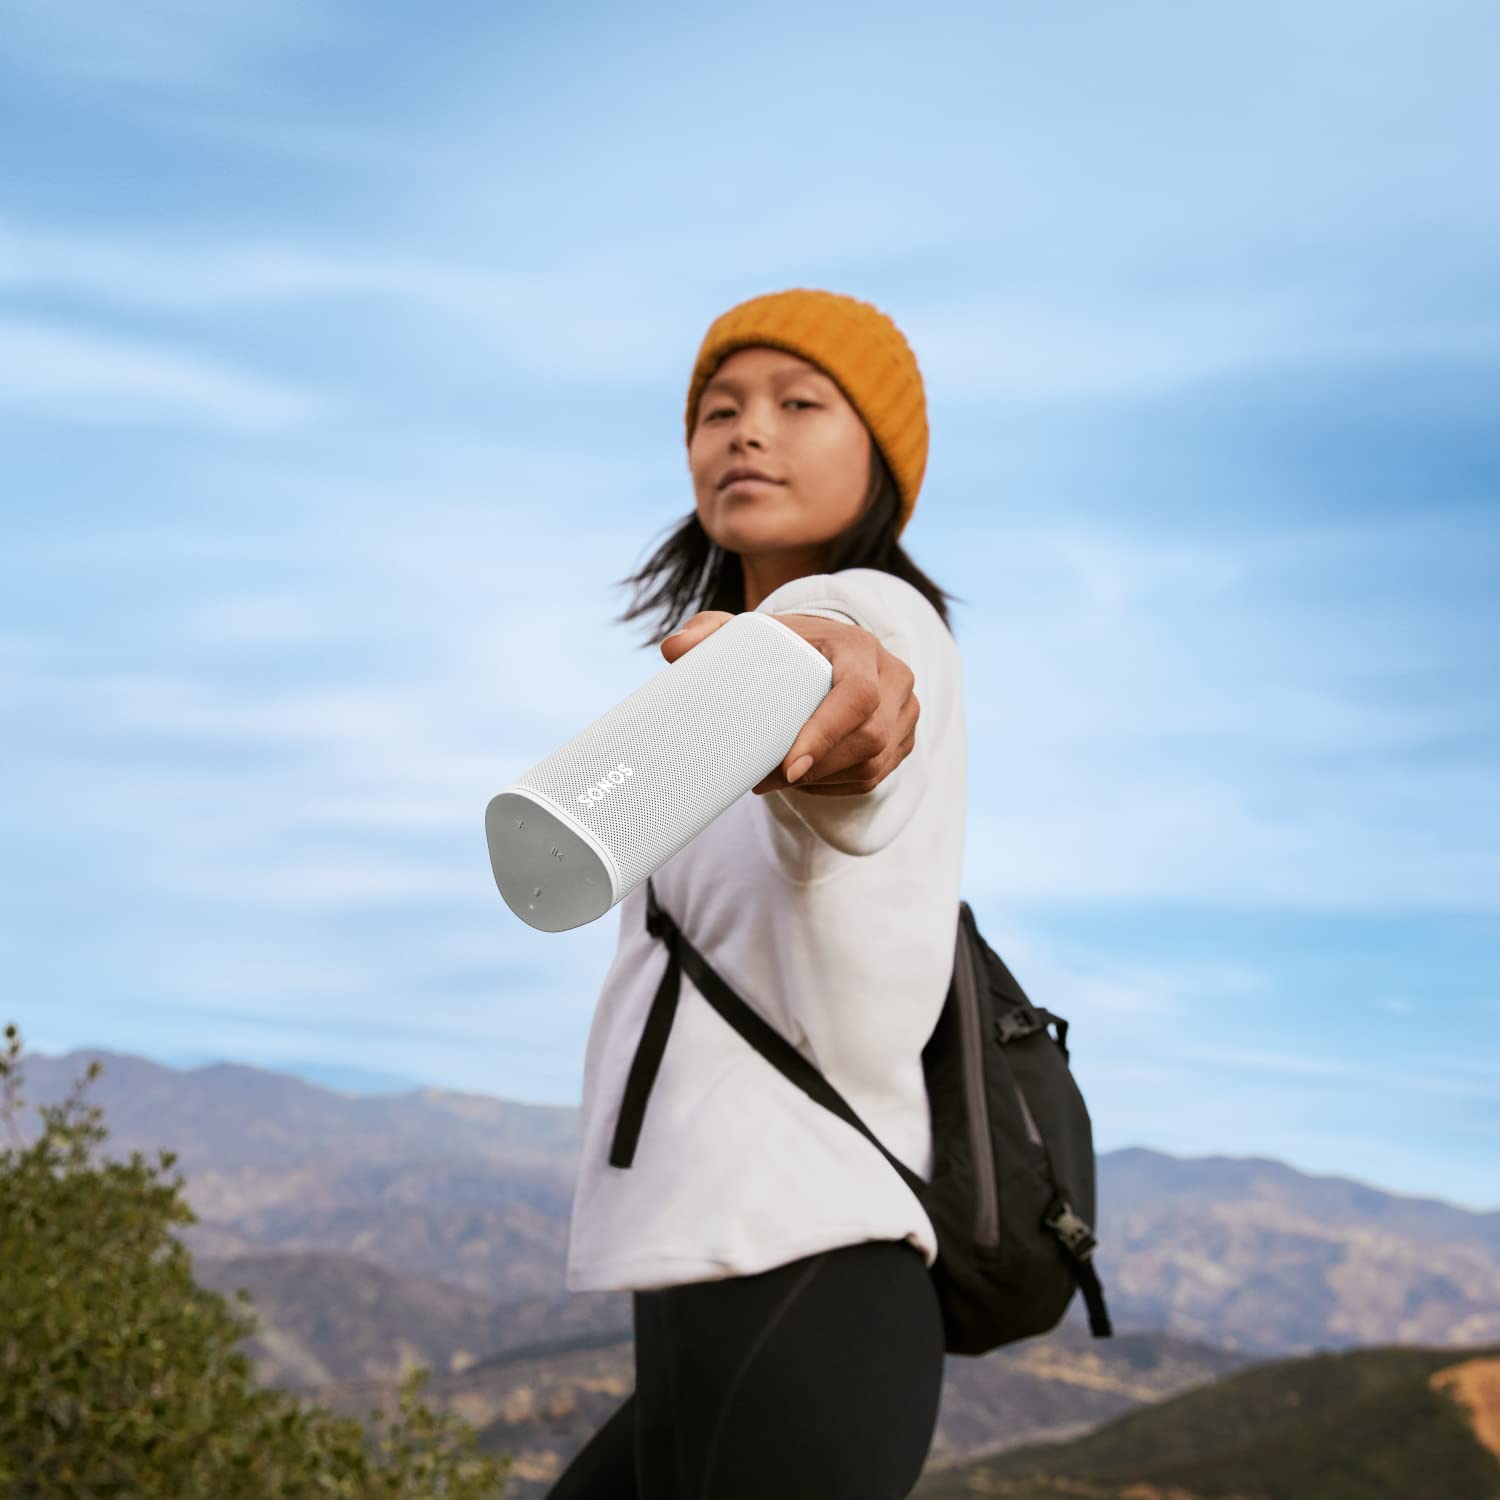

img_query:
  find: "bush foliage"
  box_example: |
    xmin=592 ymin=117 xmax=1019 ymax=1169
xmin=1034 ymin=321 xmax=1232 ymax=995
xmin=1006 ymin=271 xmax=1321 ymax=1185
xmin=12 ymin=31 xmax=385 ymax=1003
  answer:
xmin=0 ymin=1022 xmax=511 ymax=1500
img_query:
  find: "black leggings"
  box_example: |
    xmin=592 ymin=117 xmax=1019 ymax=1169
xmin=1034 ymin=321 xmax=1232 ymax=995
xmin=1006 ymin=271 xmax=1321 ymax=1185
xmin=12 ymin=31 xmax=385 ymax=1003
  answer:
xmin=544 ymin=1237 xmax=945 ymax=1500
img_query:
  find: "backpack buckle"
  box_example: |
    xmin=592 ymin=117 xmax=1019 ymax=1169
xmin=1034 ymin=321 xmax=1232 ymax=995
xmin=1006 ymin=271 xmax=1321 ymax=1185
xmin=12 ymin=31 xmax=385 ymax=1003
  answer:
xmin=994 ymin=1005 xmax=1045 ymax=1044
xmin=1044 ymin=1198 xmax=1098 ymax=1261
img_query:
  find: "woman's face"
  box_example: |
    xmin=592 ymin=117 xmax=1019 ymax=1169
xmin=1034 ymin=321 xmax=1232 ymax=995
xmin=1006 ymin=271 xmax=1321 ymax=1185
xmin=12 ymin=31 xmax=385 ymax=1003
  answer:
xmin=687 ymin=345 xmax=874 ymax=611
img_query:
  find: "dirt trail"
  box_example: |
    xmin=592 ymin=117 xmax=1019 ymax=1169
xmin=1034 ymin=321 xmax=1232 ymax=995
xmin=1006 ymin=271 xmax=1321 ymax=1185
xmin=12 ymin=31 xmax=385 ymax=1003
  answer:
xmin=1431 ymin=1356 xmax=1500 ymax=1463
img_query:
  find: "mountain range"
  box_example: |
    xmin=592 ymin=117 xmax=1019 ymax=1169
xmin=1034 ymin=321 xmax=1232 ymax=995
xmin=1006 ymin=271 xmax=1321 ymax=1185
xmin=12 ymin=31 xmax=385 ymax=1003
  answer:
xmin=14 ymin=1046 xmax=1499 ymax=1496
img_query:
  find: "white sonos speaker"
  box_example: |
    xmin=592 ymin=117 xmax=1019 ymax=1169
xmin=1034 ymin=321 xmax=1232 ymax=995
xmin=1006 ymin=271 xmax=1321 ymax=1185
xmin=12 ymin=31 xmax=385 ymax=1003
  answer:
xmin=485 ymin=612 xmax=833 ymax=933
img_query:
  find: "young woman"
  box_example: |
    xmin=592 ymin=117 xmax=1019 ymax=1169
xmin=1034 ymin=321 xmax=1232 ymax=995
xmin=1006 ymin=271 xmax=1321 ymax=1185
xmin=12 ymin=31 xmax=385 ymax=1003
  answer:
xmin=546 ymin=287 xmax=969 ymax=1499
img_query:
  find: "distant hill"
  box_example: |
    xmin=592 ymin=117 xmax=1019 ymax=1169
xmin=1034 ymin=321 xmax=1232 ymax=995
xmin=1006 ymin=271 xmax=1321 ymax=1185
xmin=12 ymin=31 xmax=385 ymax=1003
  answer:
xmin=191 ymin=1250 xmax=630 ymax=1387
xmin=15 ymin=1045 xmax=1500 ymax=1495
xmin=21 ymin=1046 xmax=1499 ymax=1358
xmin=20 ymin=1045 xmax=582 ymax=1302
xmin=911 ymin=1342 xmax=1500 ymax=1500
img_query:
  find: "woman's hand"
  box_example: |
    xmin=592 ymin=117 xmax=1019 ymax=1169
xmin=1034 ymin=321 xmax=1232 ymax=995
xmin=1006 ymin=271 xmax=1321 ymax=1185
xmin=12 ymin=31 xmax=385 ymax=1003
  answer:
xmin=660 ymin=611 xmax=920 ymax=797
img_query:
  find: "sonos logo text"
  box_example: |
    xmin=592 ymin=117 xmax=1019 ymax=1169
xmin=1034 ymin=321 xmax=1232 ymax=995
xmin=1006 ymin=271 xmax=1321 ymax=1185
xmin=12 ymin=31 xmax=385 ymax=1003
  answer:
xmin=578 ymin=763 xmax=633 ymax=809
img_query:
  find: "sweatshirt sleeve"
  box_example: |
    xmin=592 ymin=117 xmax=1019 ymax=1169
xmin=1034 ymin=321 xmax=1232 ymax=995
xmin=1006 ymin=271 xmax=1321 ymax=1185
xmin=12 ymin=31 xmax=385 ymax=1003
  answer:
xmin=752 ymin=567 xmax=955 ymax=859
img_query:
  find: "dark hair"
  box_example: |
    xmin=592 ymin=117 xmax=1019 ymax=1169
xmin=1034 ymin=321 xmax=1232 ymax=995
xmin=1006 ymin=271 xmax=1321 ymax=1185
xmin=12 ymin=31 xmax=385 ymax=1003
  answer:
xmin=611 ymin=435 xmax=966 ymax=650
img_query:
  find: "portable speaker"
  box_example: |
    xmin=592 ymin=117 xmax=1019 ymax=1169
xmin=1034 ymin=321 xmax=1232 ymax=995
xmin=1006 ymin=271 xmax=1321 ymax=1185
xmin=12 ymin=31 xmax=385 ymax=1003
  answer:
xmin=485 ymin=612 xmax=833 ymax=932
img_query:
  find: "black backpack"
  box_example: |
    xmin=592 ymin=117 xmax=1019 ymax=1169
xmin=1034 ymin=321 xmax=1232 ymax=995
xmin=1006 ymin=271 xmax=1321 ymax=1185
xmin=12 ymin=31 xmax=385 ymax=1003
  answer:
xmin=607 ymin=875 xmax=1113 ymax=1357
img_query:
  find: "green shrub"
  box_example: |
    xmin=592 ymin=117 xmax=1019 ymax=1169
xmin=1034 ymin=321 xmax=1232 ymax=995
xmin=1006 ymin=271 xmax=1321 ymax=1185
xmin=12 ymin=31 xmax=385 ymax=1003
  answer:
xmin=0 ymin=1023 xmax=511 ymax=1500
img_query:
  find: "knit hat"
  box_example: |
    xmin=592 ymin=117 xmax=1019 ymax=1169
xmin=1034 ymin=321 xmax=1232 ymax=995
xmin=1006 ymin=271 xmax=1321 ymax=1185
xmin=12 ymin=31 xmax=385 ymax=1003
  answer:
xmin=684 ymin=288 xmax=928 ymax=541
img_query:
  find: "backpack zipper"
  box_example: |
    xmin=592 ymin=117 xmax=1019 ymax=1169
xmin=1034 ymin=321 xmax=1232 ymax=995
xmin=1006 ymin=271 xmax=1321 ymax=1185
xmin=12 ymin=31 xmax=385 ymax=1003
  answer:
xmin=955 ymin=925 xmax=1000 ymax=1248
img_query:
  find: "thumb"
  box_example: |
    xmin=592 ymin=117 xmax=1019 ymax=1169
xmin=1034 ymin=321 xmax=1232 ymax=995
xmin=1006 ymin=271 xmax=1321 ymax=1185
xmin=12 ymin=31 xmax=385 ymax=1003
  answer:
xmin=660 ymin=610 xmax=734 ymax=662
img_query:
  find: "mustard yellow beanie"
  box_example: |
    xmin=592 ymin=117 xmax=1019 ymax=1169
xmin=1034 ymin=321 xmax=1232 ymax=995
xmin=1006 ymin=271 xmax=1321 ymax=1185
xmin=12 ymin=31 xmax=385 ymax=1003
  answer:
xmin=684 ymin=288 xmax=928 ymax=541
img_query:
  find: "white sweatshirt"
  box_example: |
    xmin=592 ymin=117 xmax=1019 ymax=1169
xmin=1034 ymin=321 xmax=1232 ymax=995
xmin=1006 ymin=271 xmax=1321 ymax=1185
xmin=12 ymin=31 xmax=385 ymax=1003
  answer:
xmin=564 ymin=567 xmax=968 ymax=1293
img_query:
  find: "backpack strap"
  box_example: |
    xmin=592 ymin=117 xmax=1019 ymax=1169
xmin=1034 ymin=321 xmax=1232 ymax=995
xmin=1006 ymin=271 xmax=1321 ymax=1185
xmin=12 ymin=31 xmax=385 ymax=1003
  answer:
xmin=608 ymin=877 xmax=929 ymax=1206
xmin=605 ymin=883 xmax=684 ymax=1169
xmin=1041 ymin=1191 xmax=1113 ymax=1336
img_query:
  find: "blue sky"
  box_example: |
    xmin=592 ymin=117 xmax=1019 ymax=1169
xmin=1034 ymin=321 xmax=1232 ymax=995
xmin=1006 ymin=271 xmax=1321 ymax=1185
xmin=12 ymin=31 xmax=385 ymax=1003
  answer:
xmin=2 ymin=1 xmax=1496 ymax=1213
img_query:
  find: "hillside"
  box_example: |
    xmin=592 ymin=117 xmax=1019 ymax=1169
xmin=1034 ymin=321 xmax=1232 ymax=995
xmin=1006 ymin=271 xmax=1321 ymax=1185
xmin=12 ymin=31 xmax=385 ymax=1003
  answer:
xmin=911 ymin=1343 xmax=1500 ymax=1500
xmin=16 ymin=1045 xmax=1500 ymax=1493
xmin=22 ymin=1047 xmax=1500 ymax=1358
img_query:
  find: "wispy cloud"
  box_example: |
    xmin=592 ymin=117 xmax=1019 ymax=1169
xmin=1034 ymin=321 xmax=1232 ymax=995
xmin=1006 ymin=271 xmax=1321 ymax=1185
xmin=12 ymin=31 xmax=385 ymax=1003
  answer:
xmin=0 ymin=0 xmax=338 ymax=88
xmin=0 ymin=222 xmax=520 ymax=311
xmin=173 ymin=593 xmax=370 ymax=648
xmin=0 ymin=316 xmax=319 ymax=426
xmin=6 ymin=491 xmax=1490 ymax=933
xmin=910 ymin=288 xmax=1500 ymax=402
xmin=142 ymin=853 xmax=477 ymax=909
xmin=8 ymin=215 xmax=1495 ymax=404
xmin=0 ymin=221 xmax=692 ymax=382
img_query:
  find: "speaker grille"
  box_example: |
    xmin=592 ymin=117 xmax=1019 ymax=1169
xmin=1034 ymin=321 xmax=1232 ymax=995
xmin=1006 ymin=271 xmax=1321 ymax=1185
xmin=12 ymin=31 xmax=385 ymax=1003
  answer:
xmin=511 ymin=614 xmax=832 ymax=904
